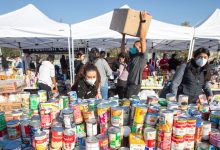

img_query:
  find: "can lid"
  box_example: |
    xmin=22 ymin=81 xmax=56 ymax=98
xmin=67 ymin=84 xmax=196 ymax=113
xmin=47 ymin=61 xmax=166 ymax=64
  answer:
xmin=96 ymin=134 xmax=108 ymax=139
xmin=64 ymin=129 xmax=75 ymax=136
xmin=4 ymin=140 xmax=21 ymax=149
xmin=86 ymin=118 xmax=96 ymax=124
xmin=29 ymin=120 xmax=40 ymax=127
xmin=144 ymin=127 xmax=156 ymax=133
xmin=7 ymin=119 xmax=20 ymax=125
xmin=52 ymin=126 xmax=64 ymax=132
xmin=30 ymin=94 xmax=39 ymax=97
xmin=123 ymin=126 xmax=131 ymax=137
xmin=34 ymin=131 xmax=46 ymax=138
xmin=108 ymin=126 xmax=120 ymax=133
xmin=86 ymin=136 xmax=98 ymax=143
xmin=62 ymin=108 xmax=73 ymax=114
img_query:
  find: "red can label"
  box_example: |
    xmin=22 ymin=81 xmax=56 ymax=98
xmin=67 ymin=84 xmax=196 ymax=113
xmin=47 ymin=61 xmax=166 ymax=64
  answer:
xmin=21 ymin=123 xmax=30 ymax=137
xmin=41 ymin=114 xmax=51 ymax=128
xmin=73 ymin=104 xmax=83 ymax=124
xmin=63 ymin=134 xmax=75 ymax=150
xmin=157 ymin=139 xmax=171 ymax=150
xmin=145 ymin=139 xmax=156 ymax=148
xmin=99 ymin=137 xmax=109 ymax=149
xmin=0 ymin=128 xmax=7 ymax=138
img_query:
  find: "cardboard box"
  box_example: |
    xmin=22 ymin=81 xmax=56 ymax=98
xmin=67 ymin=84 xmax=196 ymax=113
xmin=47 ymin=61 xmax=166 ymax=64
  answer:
xmin=129 ymin=133 xmax=146 ymax=150
xmin=110 ymin=8 xmax=152 ymax=37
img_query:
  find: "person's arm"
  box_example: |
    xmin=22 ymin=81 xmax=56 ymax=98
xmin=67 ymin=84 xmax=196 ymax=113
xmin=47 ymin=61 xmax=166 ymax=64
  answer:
xmin=140 ymin=11 xmax=148 ymax=53
xmin=170 ymin=64 xmax=187 ymax=96
xmin=118 ymin=64 xmax=124 ymax=77
xmin=72 ymin=81 xmax=85 ymax=99
xmin=203 ymin=81 xmax=213 ymax=101
xmin=96 ymin=84 xmax=102 ymax=99
xmin=103 ymin=59 xmax=113 ymax=77
xmin=50 ymin=66 xmax=57 ymax=90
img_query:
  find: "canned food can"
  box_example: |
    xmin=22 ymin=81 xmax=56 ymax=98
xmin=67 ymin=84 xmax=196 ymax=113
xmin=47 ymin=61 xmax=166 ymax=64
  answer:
xmin=22 ymin=137 xmax=32 ymax=148
xmin=68 ymin=91 xmax=77 ymax=101
xmin=210 ymin=111 xmax=220 ymax=128
xmin=195 ymin=119 xmax=203 ymax=142
xmin=38 ymin=90 xmax=47 ymax=102
xmin=147 ymin=96 xmax=157 ymax=105
xmin=100 ymin=122 xmax=108 ymax=135
xmin=111 ymin=106 xmax=124 ymax=127
xmin=30 ymin=94 xmax=40 ymax=110
xmin=20 ymin=91 xmax=30 ymax=107
xmin=134 ymin=104 xmax=148 ymax=124
xmin=40 ymin=108 xmax=52 ymax=128
xmin=62 ymin=108 xmax=73 ymax=129
xmin=12 ymin=110 xmax=23 ymax=120
xmin=186 ymin=117 xmax=196 ymax=135
xmin=196 ymin=142 xmax=214 ymax=150
xmin=130 ymin=104 xmax=137 ymax=125
xmin=147 ymin=106 xmax=160 ymax=113
xmin=184 ymin=134 xmax=194 ymax=149
xmin=97 ymin=103 xmax=109 ymax=124
xmin=122 ymin=98 xmax=130 ymax=106
xmin=167 ymin=101 xmax=179 ymax=110
xmin=63 ymin=129 xmax=76 ymax=150
xmin=202 ymin=121 xmax=211 ymax=141
xmin=178 ymin=95 xmax=188 ymax=110
xmin=166 ymin=93 xmax=176 ymax=101
xmin=86 ymin=136 xmax=100 ymax=150
xmin=80 ymin=101 xmax=89 ymax=112
xmin=21 ymin=120 xmax=31 ymax=138
xmin=51 ymin=127 xmax=63 ymax=149
xmin=72 ymin=104 xmax=83 ymax=124
xmin=157 ymin=129 xmax=172 ymax=150
xmin=34 ymin=131 xmax=47 ymax=150
xmin=143 ymin=127 xmax=156 ymax=148
xmin=171 ymin=135 xmax=185 ymax=150
xmin=159 ymin=110 xmax=174 ymax=131
xmin=76 ymin=123 xmax=86 ymax=138
xmin=0 ymin=128 xmax=7 ymax=139
xmin=60 ymin=96 xmax=69 ymax=109
xmin=82 ymin=110 xmax=95 ymax=122
xmin=76 ymin=135 xmax=86 ymax=147
xmin=88 ymin=98 xmax=97 ymax=111
xmin=108 ymin=126 xmax=121 ymax=149
xmin=145 ymin=112 xmax=159 ymax=126
xmin=122 ymin=106 xmax=130 ymax=126
xmin=173 ymin=116 xmax=187 ymax=136
xmin=86 ymin=118 xmax=97 ymax=137
xmin=0 ymin=112 xmax=6 ymax=130
xmin=131 ymin=123 xmax=144 ymax=134
xmin=97 ymin=134 xmax=108 ymax=150
xmin=7 ymin=119 xmax=21 ymax=139
xmin=29 ymin=120 xmax=41 ymax=138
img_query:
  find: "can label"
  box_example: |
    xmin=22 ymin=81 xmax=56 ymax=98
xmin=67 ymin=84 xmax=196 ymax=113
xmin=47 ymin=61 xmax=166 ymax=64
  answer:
xmin=7 ymin=124 xmax=20 ymax=139
xmin=171 ymin=135 xmax=185 ymax=150
xmin=22 ymin=137 xmax=32 ymax=148
xmin=100 ymin=123 xmax=108 ymax=135
xmin=86 ymin=122 xmax=97 ymax=137
xmin=76 ymin=123 xmax=86 ymax=137
xmin=82 ymin=111 xmax=95 ymax=122
xmin=21 ymin=122 xmax=30 ymax=138
xmin=63 ymin=113 xmax=72 ymax=129
xmin=35 ymin=135 xmax=47 ymax=150
xmin=131 ymin=123 xmax=143 ymax=134
xmin=145 ymin=139 xmax=156 ymax=148
xmin=98 ymin=108 xmax=108 ymax=124
xmin=145 ymin=113 xmax=159 ymax=126
xmin=61 ymin=96 xmax=69 ymax=109
xmin=63 ymin=134 xmax=76 ymax=150
xmin=109 ymin=132 xmax=121 ymax=149
xmin=30 ymin=95 xmax=40 ymax=110
xmin=98 ymin=136 xmax=108 ymax=149
xmin=184 ymin=135 xmax=194 ymax=149
xmin=157 ymin=130 xmax=171 ymax=150
xmin=111 ymin=108 xmax=123 ymax=127
xmin=51 ymin=131 xmax=63 ymax=149
xmin=202 ymin=122 xmax=211 ymax=140
xmin=134 ymin=106 xmax=147 ymax=124
xmin=73 ymin=104 xmax=83 ymax=124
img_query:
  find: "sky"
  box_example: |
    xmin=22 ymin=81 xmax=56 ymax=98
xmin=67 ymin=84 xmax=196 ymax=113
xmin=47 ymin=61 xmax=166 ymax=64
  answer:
xmin=0 ymin=0 xmax=219 ymax=26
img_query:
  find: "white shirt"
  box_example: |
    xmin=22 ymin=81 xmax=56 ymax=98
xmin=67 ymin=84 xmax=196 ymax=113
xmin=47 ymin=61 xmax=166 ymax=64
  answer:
xmin=38 ymin=61 xmax=55 ymax=87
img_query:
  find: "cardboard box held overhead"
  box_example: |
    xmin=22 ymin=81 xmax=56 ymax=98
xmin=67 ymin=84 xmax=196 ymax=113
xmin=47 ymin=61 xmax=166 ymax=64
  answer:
xmin=110 ymin=8 xmax=152 ymax=37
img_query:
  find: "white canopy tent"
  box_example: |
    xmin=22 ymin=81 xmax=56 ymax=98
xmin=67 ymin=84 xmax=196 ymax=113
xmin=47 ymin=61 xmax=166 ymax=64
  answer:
xmin=0 ymin=4 xmax=74 ymax=84
xmin=71 ymin=5 xmax=194 ymax=50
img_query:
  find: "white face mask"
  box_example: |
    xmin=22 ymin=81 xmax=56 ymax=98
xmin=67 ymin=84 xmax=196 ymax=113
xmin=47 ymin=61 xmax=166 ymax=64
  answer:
xmin=196 ymin=58 xmax=208 ymax=67
xmin=86 ymin=78 xmax=96 ymax=85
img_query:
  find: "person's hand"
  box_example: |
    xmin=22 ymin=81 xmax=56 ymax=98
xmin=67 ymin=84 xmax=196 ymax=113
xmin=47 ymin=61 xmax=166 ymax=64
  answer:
xmin=140 ymin=11 xmax=148 ymax=22
xmin=208 ymin=96 xmax=213 ymax=102
xmin=97 ymin=93 xmax=102 ymax=99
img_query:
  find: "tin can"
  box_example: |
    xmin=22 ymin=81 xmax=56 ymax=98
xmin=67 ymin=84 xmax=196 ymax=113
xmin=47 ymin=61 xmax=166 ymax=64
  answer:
xmin=76 ymin=123 xmax=86 ymax=138
xmin=147 ymin=106 xmax=160 ymax=113
xmin=173 ymin=116 xmax=187 ymax=136
xmin=0 ymin=112 xmax=6 ymax=130
xmin=178 ymin=95 xmax=188 ymax=110
xmin=7 ymin=119 xmax=21 ymax=139
xmin=108 ymin=126 xmax=121 ymax=149
xmin=12 ymin=110 xmax=23 ymax=120
xmin=38 ymin=90 xmax=47 ymax=102
xmin=86 ymin=118 xmax=97 ymax=137
xmin=3 ymin=140 xmax=22 ymax=150
xmin=97 ymin=134 xmax=108 ymax=150
xmin=131 ymin=123 xmax=144 ymax=134
xmin=80 ymin=101 xmax=89 ymax=112
xmin=42 ymin=128 xmax=50 ymax=144
xmin=60 ymin=96 xmax=69 ymax=109
xmin=34 ymin=131 xmax=48 ymax=150
xmin=195 ymin=118 xmax=203 ymax=142
xmin=22 ymin=137 xmax=32 ymax=148
xmin=30 ymin=94 xmax=40 ymax=110
xmin=86 ymin=136 xmax=100 ymax=150
xmin=196 ymin=142 xmax=214 ymax=150
xmin=159 ymin=110 xmax=174 ymax=131
xmin=51 ymin=127 xmax=63 ymax=149
xmin=122 ymin=98 xmax=130 ymax=106
xmin=0 ymin=128 xmax=7 ymax=139
xmin=82 ymin=110 xmax=95 ymax=122
xmin=20 ymin=91 xmax=30 ymax=105
xmin=171 ymin=135 xmax=185 ymax=150
xmin=97 ymin=103 xmax=109 ymax=124
xmin=145 ymin=112 xmax=159 ymax=127
xmin=21 ymin=120 xmax=31 ymax=138
xmin=40 ymin=108 xmax=52 ymax=128
xmin=167 ymin=101 xmax=179 ymax=110
xmin=186 ymin=117 xmax=196 ymax=135
xmin=29 ymin=120 xmax=41 ymax=138
xmin=111 ymin=106 xmax=124 ymax=127
xmin=63 ymin=129 xmax=76 ymax=150
xmin=134 ymin=104 xmax=147 ymax=124
xmin=210 ymin=111 xmax=220 ymax=128
xmin=68 ymin=91 xmax=77 ymax=101
xmin=130 ymin=104 xmax=137 ymax=125
xmin=166 ymin=93 xmax=176 ymax=101
xmin=184 ymin=134 xmax=194 ymax=149
xmin=147 ymin=96 xmax=157 ymax=104
xmin=88 ymin=98 xmax=96 ymax=111
xmin=100 ymin=122 xmax=108 ymax=135
xmin=143 ymin=127 xmax=156 ymax=148
xmin=72 ymin=103 xmax=83 ymax=124
xmin=121 ymin=106 xmax=130 ymax=126
xmin=202 ymin=121 xmax=211 ymax=141
xmin=157 ymin=129 xmax=172 ymax=150
xmin=62 ymin=108 xmax=73 ymax=129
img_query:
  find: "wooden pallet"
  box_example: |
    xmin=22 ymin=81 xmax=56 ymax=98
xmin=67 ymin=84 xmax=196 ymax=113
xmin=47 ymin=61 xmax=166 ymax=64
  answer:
xmin=0 ymin=102 xmax=22 ymax=114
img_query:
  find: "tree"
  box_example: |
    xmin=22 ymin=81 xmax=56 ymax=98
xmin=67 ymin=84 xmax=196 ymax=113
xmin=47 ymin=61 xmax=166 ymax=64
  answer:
xmin=1 ymin=47 xmax=21 ymax=57
xmin=181 ymin=21 xmax=191 ymax=27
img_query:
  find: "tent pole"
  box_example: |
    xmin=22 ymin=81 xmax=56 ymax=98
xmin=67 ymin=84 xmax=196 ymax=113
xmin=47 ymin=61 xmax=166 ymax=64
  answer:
xmin=187 ymin=28 xmax=195 ymax=61
xmin=68 ymin=36 xmax=73 ymax=86
xmin=71 ymin=38 xmax=75 ymax=82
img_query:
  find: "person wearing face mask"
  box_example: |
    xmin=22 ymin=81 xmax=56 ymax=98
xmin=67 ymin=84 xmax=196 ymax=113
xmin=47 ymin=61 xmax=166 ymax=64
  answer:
xmin=71 ymin=62 xmax=102 ymax=99
xmin=170 ymin=47 xmax=213 ymax=104
xmin=125 ymin=11 xmax=148 ymax=98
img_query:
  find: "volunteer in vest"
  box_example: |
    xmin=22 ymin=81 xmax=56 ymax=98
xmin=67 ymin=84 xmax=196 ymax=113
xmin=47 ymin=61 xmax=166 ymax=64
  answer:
xmin=170 ymin=48 xmax=213 ymax=103
xmin=38 ymin=55 xmax=57 ymax=96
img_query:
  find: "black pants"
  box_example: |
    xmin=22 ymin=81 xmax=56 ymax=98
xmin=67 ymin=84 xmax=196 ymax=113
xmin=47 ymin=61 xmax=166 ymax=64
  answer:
xmin=126 ymin=84 xmax=141 ymax=98
xmin=117 ymin=79 xmax=127 ymax=99
xmin=39 ymin=83 xmax=51 ymax=100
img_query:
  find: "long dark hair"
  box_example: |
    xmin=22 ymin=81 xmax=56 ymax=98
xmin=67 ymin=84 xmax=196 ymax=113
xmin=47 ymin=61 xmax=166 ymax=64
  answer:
xmin=89 ymin=47 xmax=100 ymax=63
xmin=76 ymin=62 xmax=101 ymax=89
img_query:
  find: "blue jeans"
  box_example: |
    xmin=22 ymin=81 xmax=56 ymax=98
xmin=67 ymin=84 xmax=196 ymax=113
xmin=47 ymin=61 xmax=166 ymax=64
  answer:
xmin=100 ymin=81 xmax=108 ymax=99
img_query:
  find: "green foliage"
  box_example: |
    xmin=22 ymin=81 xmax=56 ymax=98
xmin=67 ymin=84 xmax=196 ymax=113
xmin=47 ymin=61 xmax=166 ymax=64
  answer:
xmin=1 ymin=47 xmax=21 ymax=58
xmin=180 ymin=21 xmax=191 ymax=27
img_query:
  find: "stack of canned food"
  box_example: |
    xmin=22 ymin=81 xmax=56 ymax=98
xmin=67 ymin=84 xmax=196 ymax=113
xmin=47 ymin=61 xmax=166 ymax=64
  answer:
xmin=1 ymin=90 xmax=220 ymax=150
